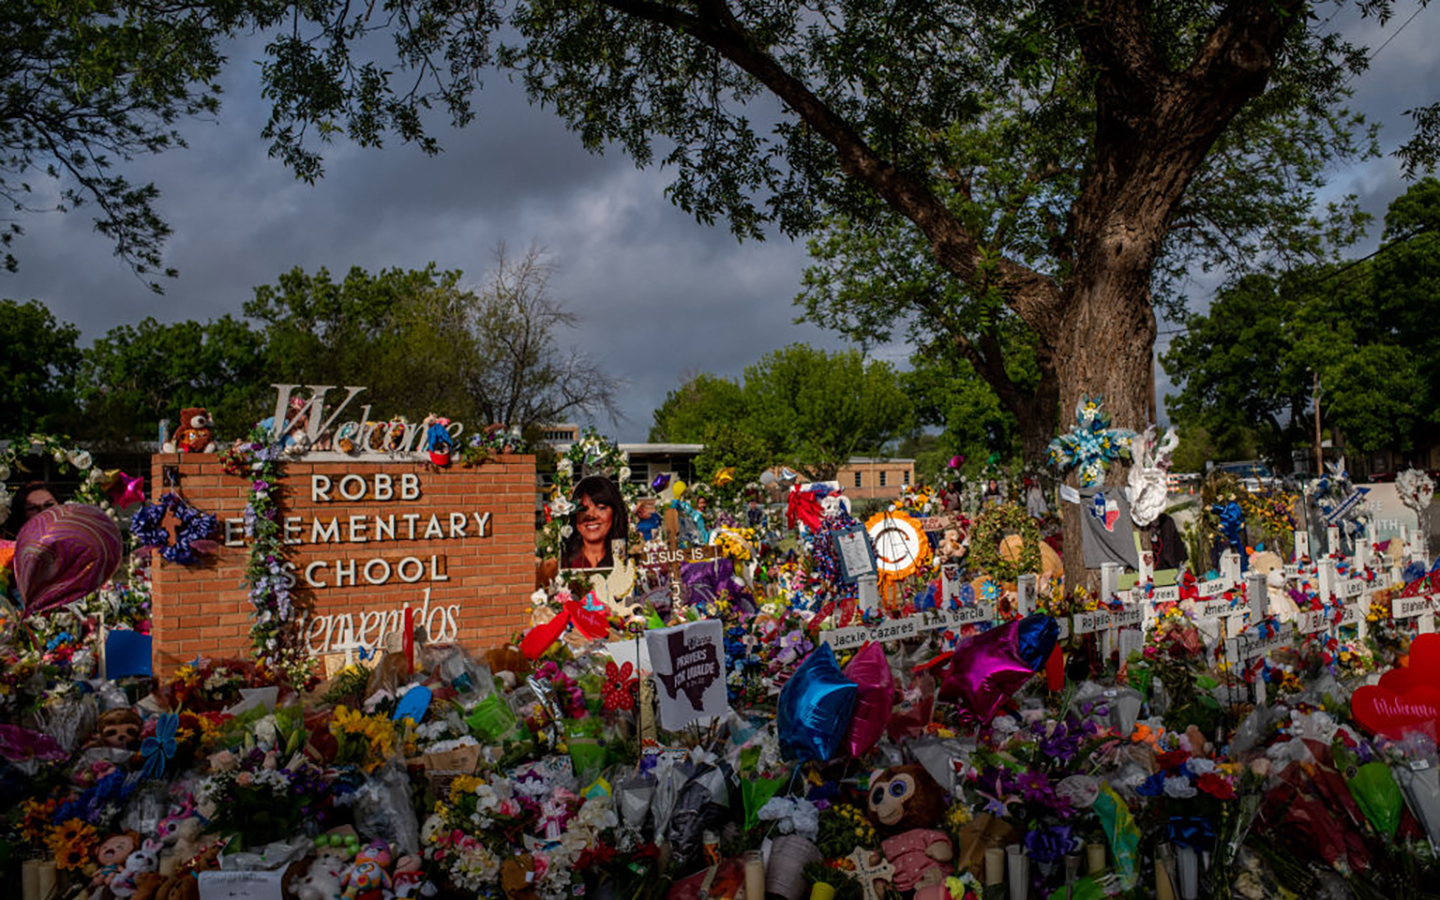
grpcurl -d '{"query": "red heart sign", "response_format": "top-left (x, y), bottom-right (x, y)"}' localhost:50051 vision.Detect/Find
top-left (1378, 632), bottom-right (1440, 696)
top-left (1351, 684), bottom-right (1440, 739)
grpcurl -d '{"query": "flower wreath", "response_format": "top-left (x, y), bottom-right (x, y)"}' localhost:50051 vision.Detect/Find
top-left (539, 429), bottom-right (637, 561)
top-left (968, 503), bottom-right (1042, 584)
top-left (1, 434), bottom-right (109, 521)
top-left (130, 493), bottom-right (218, 565)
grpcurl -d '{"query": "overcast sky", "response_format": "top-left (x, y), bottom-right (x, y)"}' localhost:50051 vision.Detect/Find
top-left (5, 2), bottom-right (1437, 442)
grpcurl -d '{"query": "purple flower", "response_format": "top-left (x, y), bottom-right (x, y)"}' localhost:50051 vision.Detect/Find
top-left (1024, 825), bottom-right (1080, 864)
top-left (1015, 770), bottom-right (1054, 805)
top-left (0, 724), bottom-right (67, 763)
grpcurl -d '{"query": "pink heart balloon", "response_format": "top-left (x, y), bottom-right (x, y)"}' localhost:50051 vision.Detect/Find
top-left (15, 504), bottom-right (123, 616)
top-left (843, 641), bottom-right (894, 757)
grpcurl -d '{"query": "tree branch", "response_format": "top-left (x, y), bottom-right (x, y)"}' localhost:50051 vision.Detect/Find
top-left (596, 0), bottom-right (1062, 324)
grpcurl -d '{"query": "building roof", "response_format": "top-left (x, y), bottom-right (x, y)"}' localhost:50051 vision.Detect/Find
top-left (552, 442), bottom-right (704, 455)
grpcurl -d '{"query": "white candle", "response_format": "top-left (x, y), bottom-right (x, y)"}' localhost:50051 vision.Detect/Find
top-left (1086, 842), bottom-right (1106, 874)
top-left (36, 862), bottom-right (56, 900)
top-left (985, 847), bottom-right (1006, 885)
top-left (22, 860), bottom-right (39, 900)
top-left (744, 850), bottom-right (765, 900)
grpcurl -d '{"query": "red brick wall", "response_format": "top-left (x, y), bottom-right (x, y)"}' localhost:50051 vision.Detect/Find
top-left (148, 453), bottom-right (535, 670)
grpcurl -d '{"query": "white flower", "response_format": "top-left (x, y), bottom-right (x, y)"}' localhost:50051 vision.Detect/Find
top-left (53, 450), bottom-right (65, 463)
top-left (87, 468), bottom-right (103, 484)
top-left (253, 715), bottom-right (278, 747)
top-left (557, 458), bottom-right (573, 476)
top-left (1187, 758), bottom-right (1217, 776)
top-left (619, 466), bottom-right (631, 481)
top-left (1163, 776), bottom-right (1197, 799)
top-left (549, 497), bottom-right (574, 517)
top-left (560, 525), bottom-right (573, 539)
top-left (69, 449), bottom-right (92, 469)
top-left (531, 589), bottom-right (550, 606)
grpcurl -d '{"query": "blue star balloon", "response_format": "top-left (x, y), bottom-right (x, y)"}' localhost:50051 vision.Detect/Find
top-left (777, 643), bottom-right (857, 762)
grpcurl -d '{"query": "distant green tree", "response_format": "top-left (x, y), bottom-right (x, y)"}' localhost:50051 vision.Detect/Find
top-left (1164, 178), bottom-right (1440, 463)
top-left (742, 344), bottom-right (912, 481)
top-left (649, 374), bottom-right (748, 443)
top-left (0, 299), bottom-right (81, 435)
top-left (248, 252), bottom-right (620, 434)
top-left (694, 423), bottom-right (772, 490)
top-left (245, 264), bottom-right (478, 421)
top-left (76, 316), bottom-right (269, 445)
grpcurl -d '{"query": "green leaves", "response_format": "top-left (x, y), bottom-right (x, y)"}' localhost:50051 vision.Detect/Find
top-left (650, 343), bottom-right (913, 481)
top-left (0, 299), bottom-right (82, 435)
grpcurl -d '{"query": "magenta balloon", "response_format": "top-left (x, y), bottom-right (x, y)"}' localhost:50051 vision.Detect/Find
top-left (939, 619), bottom-right (1034, 726)
top-left (15, 504), bottom-right (123, 616)
top-left (843, 641), bottom-right (894, 757)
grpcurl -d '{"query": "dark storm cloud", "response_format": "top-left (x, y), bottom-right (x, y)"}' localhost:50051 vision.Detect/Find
top-left (1, 39), bottom-right (834, 441)
top-left (4, 6), bottom-right (1437, 441)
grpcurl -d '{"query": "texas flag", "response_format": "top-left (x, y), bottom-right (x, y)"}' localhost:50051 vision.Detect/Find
top-left (1088, 491), bottom-right (1121, 533)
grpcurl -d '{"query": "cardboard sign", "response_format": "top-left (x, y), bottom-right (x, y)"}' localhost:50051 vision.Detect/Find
top-left (1198, 578), bottom-right (1230, 598)
top-left (1151, 584), bottom-right (1181, 603)
top-left (1394, 595), bottom-right (1437, 620)
top-left (198, 871), bottom-right (285, 900)
top-left (1225, 624), bottom-right (1293, 663)
top-left (822, 617), bottom-right (920, 650)
top-left (421, 744), bottom-right (481, 797)
top-left (646, 619), bottom-right (727, 730)
top-left (1072, 606), bottom-right (1143, 635)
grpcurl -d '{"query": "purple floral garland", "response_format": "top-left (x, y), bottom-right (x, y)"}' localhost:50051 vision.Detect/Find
top-left (130, 493), bottom-right (218, 564)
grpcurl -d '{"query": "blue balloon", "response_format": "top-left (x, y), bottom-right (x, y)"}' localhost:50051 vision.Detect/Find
top-left (1016, 614), bottom-right (1060, 671)
top-left (777, 643), bottom-right (857, 762)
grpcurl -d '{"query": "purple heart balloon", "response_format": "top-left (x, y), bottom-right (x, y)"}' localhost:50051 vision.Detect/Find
top-left (15, 504), bottom-right (123, 616)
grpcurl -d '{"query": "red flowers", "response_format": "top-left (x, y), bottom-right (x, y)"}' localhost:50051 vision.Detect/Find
top-left (1197, 772), bottom-right (1236, 800)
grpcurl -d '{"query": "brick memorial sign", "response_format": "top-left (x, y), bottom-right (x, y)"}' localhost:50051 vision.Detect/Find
top-left (147, 452), bottom-right (535, 668)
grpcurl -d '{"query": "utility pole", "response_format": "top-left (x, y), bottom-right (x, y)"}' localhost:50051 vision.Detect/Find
top-left (1313, 370), bottom-right (1323, 477)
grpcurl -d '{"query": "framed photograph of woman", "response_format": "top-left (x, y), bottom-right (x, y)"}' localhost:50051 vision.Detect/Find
top-left (562, 475), bottom-right (630, 571)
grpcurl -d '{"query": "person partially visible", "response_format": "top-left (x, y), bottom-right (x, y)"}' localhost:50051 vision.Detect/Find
top-left (634, 499), bottom-right (663, 541)
top-left (562, 476), bottom-right (630, 569)
top-left (2, 481), bottom-right (60, 540)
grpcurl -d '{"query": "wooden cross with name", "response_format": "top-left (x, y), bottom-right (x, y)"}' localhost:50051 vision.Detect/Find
top-left (648, 506), bottom-right (720, 606)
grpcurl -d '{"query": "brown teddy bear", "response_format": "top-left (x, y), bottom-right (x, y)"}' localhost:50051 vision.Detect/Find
top-left (164, 408), bottom-right (216, 454)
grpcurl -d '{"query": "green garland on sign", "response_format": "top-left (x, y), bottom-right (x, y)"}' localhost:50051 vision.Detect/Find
top-left (1, 433), bottom-right (111, 523)
top-left (538, 429), bottom-right (638, 562)
top-left (969, 503), bottom-right (1042, 584)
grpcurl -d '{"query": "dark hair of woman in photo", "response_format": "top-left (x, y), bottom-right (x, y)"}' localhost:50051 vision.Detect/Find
top-left (563, 475), bottom-right (630, 569)
top-left (2, 481), bottom-right (61, 540)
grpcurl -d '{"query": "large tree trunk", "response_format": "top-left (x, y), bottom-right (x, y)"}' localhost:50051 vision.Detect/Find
top-left (1051, 273), bottom-right (1158, 592)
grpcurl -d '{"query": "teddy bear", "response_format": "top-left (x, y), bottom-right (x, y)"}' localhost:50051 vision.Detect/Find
top-left (936, 527), bottom-right (968, 562)
top-left (294, 854), bottom-right (349, 900)
top-left (164, 409), bottom-right (216, 454)
top-left (341, 841), bottom-right (392, 900)
top-left (866, 764), bottom-right (954, 897)
top-left (111, 839), bottom-right (162, 898)
top-left (390, 854), bottom-right (432, 899)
